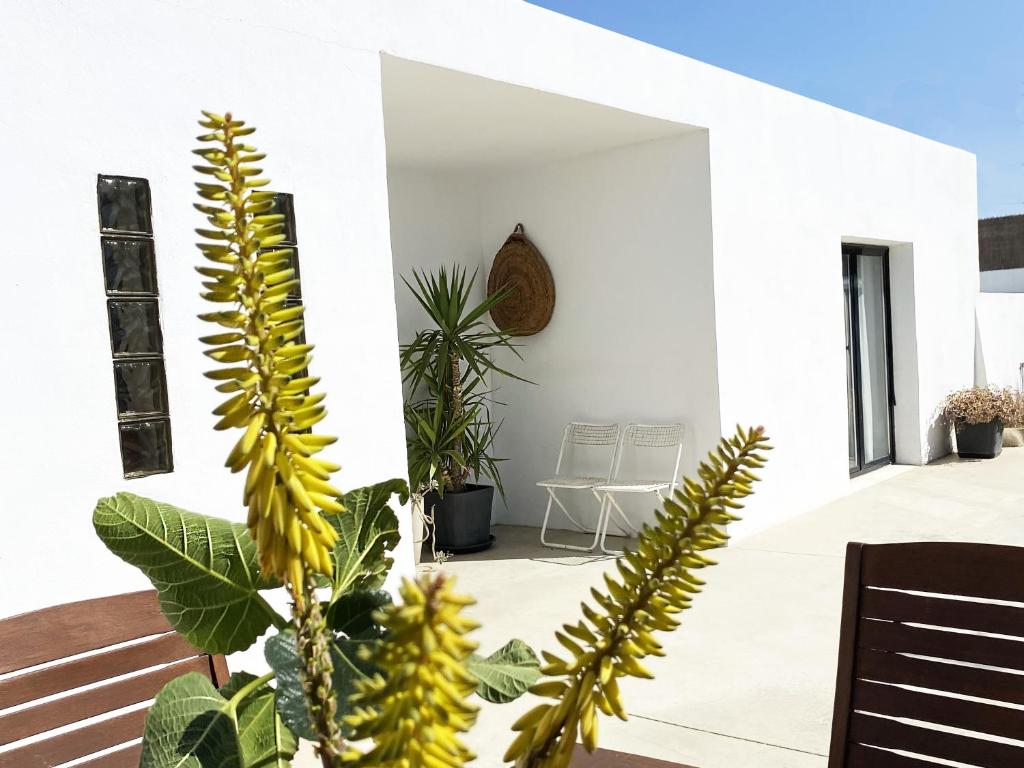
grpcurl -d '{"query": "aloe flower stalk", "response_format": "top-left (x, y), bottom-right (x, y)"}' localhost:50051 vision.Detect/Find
top-left (504, 425), bottom-right (771, 767)
top-left (342, 574), bottom-right (481, 767)
top-left (194, 111), bottom-right (348, 766)
top-left (193, 110), bottom-right (343, 589)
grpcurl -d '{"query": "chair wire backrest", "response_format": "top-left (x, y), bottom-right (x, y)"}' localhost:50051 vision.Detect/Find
top-left (555, 422), bottom-right (620, 478)
top-left (828, 541), bottom-right (1024, 767)
top-left (610, 423), bottom-right (685, 496)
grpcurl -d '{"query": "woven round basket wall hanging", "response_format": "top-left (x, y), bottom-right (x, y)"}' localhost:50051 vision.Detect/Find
top-left (487, 223), bottom-right (555, 336)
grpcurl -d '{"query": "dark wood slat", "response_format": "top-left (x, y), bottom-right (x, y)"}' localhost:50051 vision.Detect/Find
top-left (74, 742), bottom-right (143, 768)
top-left (846, 743), bottom-right (946, 767)
top-left (0, 631), bottom-right (201, 709)
top-left (572, 745), bottom-right (692, 767)
top-left (858, 619), bottom-right (1024, 672)
top-left (856, 648), bottom-right (1024, 706)
top-left (853, 679), bottom-right (1024, 741)
top-left (860, 543), bottom-right (1024, 603)
top-left (0, 656), bottom-right (208, 747)
top-left (828, 542), bottom-right (865, 768)
top-left (0, 591), bottom-right (168, 674)
top-left (210, 653), bottom-right (230, 687)
top-left (0, 708), bottom-right (147, 768)
top-left (861, 588), bottom-right (1024, 638)
top-left (851, 711), bottom-right (1024, 768)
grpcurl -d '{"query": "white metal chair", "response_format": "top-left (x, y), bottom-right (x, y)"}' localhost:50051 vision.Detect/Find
top-left (537, 422), bottom-right (620, 552)
top-left (594, 423), bottom-right (685, 555)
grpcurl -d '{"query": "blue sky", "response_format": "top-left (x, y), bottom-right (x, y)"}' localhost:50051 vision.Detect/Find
top-left (528, 1), bottom-right (1024, 218)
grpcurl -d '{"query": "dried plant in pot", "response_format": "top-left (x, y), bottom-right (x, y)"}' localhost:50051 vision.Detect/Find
top-left (943, 386), bottom-right (1024, 458)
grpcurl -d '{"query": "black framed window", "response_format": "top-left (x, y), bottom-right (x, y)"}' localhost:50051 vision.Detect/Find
top-left (97, 175), bottom-right (172, 478)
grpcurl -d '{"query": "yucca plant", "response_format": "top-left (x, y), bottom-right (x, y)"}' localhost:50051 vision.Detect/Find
top-left (90, 111), bottom-right (771, 768)
top-left (401, 266), bottom-right (524, 496)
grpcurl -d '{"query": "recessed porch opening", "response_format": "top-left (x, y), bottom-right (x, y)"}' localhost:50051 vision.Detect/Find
top-left (381, 55), bottom-right (715, 538)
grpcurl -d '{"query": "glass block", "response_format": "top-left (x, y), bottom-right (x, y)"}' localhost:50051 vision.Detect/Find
top-left (267, 192), bottom-right (297, 244)
top-left (118, 418), bottom-right (173, 477)
top-left (97, 175), bottom-right (153, 234)
top-left (113, 359), bottom-right (168, 417)
top-left (101, 237), bottom-right (157, 295)
top-left (108, 299), bottom-right (163, 357)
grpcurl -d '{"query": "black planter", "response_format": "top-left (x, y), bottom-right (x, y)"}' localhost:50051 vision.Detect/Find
top-left (423, 484), bottom-right (494, 553)
top-left (955, 419), bottom-right (1003, 459)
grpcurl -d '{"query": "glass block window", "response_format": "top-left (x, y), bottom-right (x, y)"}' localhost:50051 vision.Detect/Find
top-left (97, 175), bottom-right (153, 234)
top-left (97, 175), bottom-right (172, 478)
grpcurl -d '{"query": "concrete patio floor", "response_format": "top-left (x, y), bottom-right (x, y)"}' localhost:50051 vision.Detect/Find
top-left (437, 449), bottom-right (1024, 767)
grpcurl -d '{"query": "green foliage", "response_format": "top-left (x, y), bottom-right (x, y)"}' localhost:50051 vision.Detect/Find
top-left (468, 639), bottom-right (542, 704)
top-left (505, 426), bottom-right (771, 767)
top-left (140, 671), bottom-right (296, 768)
top-left (328, 479), bottom-right (407, 601)
top-left (264, 621), bottom-right (379, 742)
top-left (93, 492), bottom-right (284, 654)
top-left (401, 265), bottom-right (524, 495)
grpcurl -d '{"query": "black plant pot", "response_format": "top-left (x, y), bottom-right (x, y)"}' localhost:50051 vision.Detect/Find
top-left (423, 484), bottom-right (494, 553)
top-left (955, 419), bottom-right (1003, 459)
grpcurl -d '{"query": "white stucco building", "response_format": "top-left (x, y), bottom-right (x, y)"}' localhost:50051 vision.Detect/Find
top-left (2, 0), bottom-right (983, 625)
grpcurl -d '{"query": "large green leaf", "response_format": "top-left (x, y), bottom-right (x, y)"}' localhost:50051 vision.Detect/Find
top-left (93, 492), bottom-right (284, 654)
top-left (328, 479), bottom-right (408, 601)
top-left (140, 671), bottom-right (296, 768)
top-left (467, 639), bottom-right (541, 704)
top-left (265, 628), bottom-right (378, 741)
top-left (325, 589), bottom-right (392, 638)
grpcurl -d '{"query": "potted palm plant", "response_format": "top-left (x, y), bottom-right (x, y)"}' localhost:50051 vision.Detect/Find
top-left (943, 385), bottom-right (1023, 458)
top-left (401, 265), bottom-right (526, 553)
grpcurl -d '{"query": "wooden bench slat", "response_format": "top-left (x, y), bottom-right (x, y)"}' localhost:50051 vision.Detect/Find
top-left (0, 656), bottom-right (209, 747)
top-left (846, 743), bottom-right (947, 767)
top-left (0, 707), bottom-right (147, 768)
top-left (856, 648), bottom-right (1024, 706)
top-left (850, 711), bottom-right (1024, 768)
top-left (0, 591), bottom-right (169, 675)
top-left (74, 742), bottom-right (143, 768)
top-left (852, 679), bottom-right (1024, 741)
top-left (860, 543), bottom-right (1024, 602)
top-left (860, 588), bottom-right (1024, 639)
top-left (0, 631), bottom-right (201, 710)
top-left (857, 619), bottom-right (1024, 672)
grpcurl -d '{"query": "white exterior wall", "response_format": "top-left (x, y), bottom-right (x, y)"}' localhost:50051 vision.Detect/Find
top-left (2, 0), bottom-right (980, 626)
top-left (0, 0), bottom-right (413, 632)
top-left (981, 268), bottom-right (1024, 293)
top-left (976, 294), bottom-right (1024, 389)
top-left (372, 0), bottom-right (978, 536)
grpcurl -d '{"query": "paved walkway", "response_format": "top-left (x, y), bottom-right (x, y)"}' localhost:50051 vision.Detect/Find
top-left (441, 450), bottom-right (1024, 767)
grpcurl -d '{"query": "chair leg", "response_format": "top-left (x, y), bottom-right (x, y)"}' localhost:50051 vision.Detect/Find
top-left (598, 493), bottom-right (643, 555)
top-left (540, 488), bottom-right (603, 552)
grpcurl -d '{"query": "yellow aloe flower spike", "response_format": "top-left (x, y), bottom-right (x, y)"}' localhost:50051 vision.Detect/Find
top-left (343, 575), bottom-right (481, 768)
top-left (193, 110), bottom-right (343, 587)
top-left (504, 425), bottom-right (771, 768)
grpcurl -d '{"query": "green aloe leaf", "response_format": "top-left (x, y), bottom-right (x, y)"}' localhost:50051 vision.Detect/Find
top-left (140, 671), bottom-right (296, 768)
top-left (93, 492), bottom-right (284, 654)
top-left (328, 479), bottom-right (408, 602)
top-left (467, 639), bottom-right (542, 704)
top-left (265, 628), bottom-right (378, 741)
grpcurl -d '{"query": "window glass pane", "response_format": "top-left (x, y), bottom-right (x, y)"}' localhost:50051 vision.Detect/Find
top-left (102, 237), bottom-right (157, 295)
top-left (113, 359), bottom-right (168, 417)
top-left (267, 192), bottom-right (296, 244)
top-left (119, 419), bottom-right (173, 476)
top-left (98, 175), bottom-right (153, 234)
top-left (108, 300), bottom-right (162, 356)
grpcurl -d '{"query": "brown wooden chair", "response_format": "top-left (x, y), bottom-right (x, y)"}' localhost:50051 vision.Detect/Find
top-left (828, 541), bottom-right (1024, 767)
top-left (0, 590), bottom-right (228, 768)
